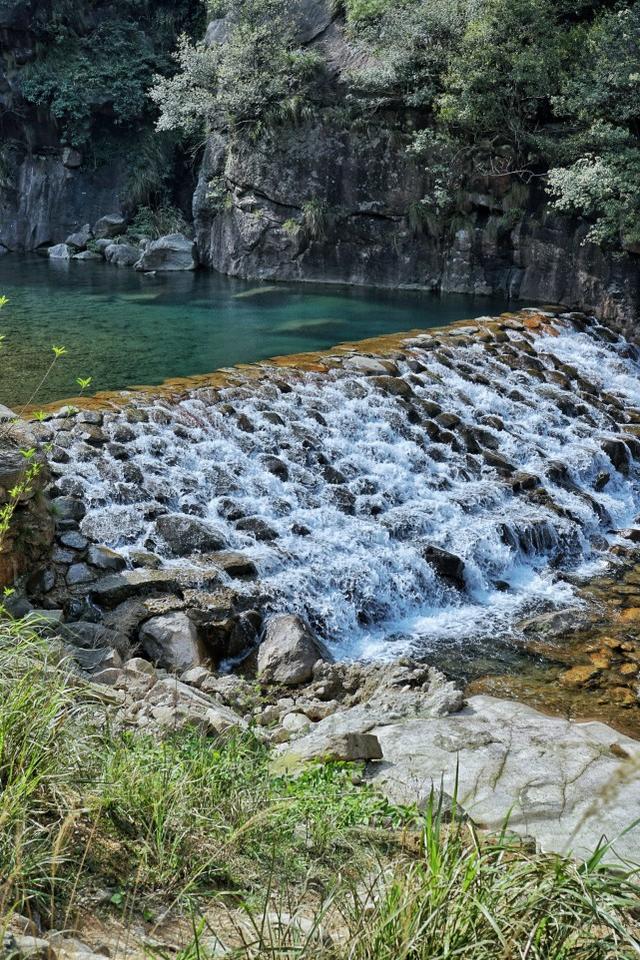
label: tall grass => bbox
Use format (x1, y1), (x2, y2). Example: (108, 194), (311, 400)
(0, 615), (638, 957)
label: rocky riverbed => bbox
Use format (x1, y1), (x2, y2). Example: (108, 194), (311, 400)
(3, 305), (640, 864)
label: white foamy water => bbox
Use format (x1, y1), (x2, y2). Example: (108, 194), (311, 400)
(51, 314), (640, 660)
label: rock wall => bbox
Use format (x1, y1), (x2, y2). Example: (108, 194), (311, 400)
(0, 2), (127, 252)
(194, 123), (640, 328)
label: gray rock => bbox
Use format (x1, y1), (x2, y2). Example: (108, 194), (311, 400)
(91, 570), (182, 607)
(344, 355), (399, 376)
(131, 676), (246, 735)
(104, 242), (140, 267)
(73, 250), (102, 261)
(140, 611), (202, 671)
(135, 233), (197, 272)
(47, 243), (72, 260)
(2, 933), (55, 960)
(66, 563), (96, 586)
(59, 531), (88, 550)
(93, 213), (126, 240)
(65, 224), (92, 249)
(51, 497), (86, 521)
(87, 544), (127, 571)
(130, 550), (162, 569)
(62, 147), (82, 169)
(368, 695), (640, 863)
(94, 238), (111, 254)
(277, 731), (382, 768)
(258, 614), (331, 685)
(155, 513), (226, 556)
(421, 545), (466, 589)
(210, 550), (258, 578)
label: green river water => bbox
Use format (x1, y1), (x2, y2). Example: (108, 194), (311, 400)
(0, 255), (512, 406)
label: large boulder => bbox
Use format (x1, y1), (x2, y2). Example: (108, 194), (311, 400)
(104, 242), (140, 267)
(370, 696), (640, 864)
(139, 611), (202, 671)
(135, 233), (197, 272)
(155, 513), (226, 556)
(258, 614), (331, 685)
(47, 243), (72, 259)
(93, 214), (127, 240)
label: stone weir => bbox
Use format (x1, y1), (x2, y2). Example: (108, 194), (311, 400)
(16, 307), (640, 737)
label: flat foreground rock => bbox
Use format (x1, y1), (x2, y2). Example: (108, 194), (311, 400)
(371, 696), (640, 862)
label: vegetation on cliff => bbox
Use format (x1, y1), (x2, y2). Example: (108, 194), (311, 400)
(15, 0), (205, 210)
(152, 0), (640, 253)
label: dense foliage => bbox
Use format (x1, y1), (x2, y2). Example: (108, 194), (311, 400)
(152, 0), (640, 251)
(19, 0), (204, 199)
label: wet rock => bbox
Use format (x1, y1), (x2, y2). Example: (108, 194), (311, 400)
(518, 608), (595, 638)
(344, 356), (399, 376)
(258, 614), (332, 685)
(47, 243), (72, 259)
(91, 570), (182, 607)
(559, 665), (601, 687)
(58, 530), (88, 550)
(511, 471), (541, 493)
(130, 550), (162, 569)
(370, 375), (414, 400)
(263, 455), (289, 481)
(51, 497), (86, 521)
(140, 612), (203, 671)
(155, 513), (226, 556)
(210, 551), (258, 579)
(235, 516), (278, 540)
(421, 545), (466, 589)
(602, 438), (631, 474)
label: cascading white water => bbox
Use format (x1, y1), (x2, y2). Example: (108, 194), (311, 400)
(51, 314), (640, 660)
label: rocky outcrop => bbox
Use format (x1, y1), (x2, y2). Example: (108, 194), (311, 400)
(135, 233), (197, 271)
(0, 430), (54, 589)
(193, 12), (640, 328)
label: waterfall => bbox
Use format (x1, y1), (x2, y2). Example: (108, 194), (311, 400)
(49, 311), (640, 660)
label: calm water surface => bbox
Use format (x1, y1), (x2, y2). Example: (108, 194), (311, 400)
(0, 256), (512, 406)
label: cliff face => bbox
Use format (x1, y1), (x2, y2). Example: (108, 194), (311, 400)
(0, 1), (125, 251)
(193, 9), (640, 328)
(194, 122), (640, 328)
